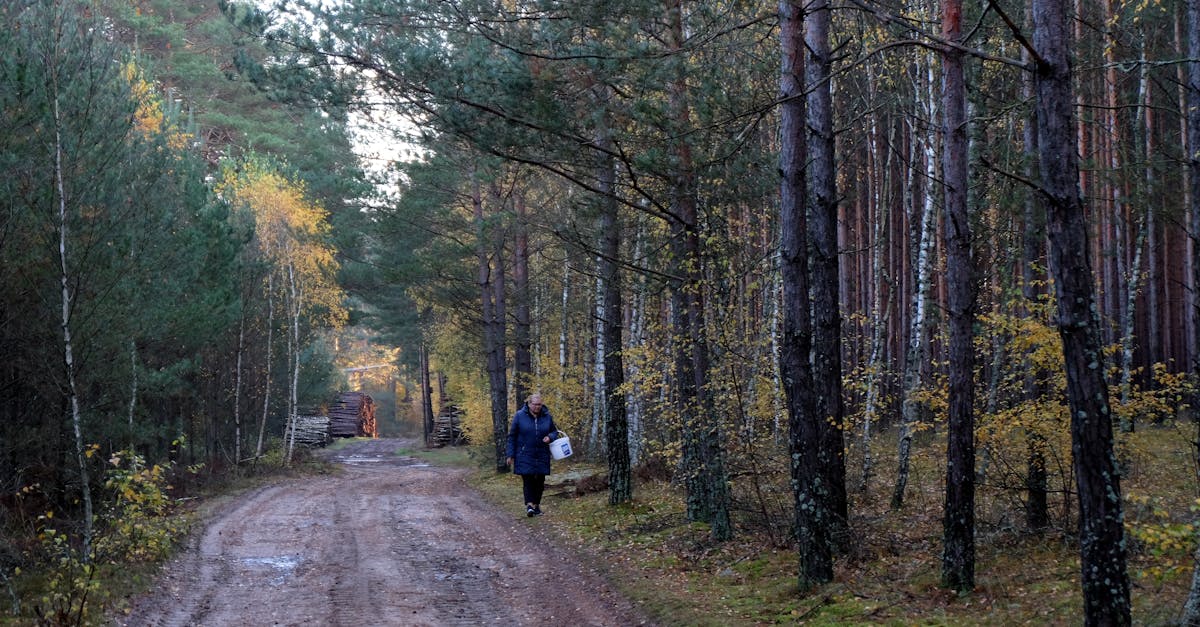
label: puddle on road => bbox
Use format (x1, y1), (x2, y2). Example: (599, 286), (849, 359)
(241, 555), (301, 586)
(341, 455), (386, 464)
(339, 454), (429, 467)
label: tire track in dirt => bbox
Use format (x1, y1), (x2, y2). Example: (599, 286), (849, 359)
(117, 439), (650, 626)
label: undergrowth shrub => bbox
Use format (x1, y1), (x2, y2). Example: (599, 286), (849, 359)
(1124, 493), (1199, 587)
(20, 448), (194, 626)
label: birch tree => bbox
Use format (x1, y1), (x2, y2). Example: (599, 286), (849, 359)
(218, 157), (345, 464)
(892, 53), (940, 511)
(48, 9), (95, 557)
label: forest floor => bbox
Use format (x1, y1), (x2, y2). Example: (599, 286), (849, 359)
(113, 437), (649, 626)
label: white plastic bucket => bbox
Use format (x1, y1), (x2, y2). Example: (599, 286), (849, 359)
(549, 432), (572, 460)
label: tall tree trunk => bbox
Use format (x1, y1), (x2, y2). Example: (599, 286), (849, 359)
(596, 102), (631, 504)
(1181, 11), (1197, 372)
(892, 74), (938, 510)
(591, 267), (605, 449)
(1115, 48), (1154, 432)
(559, 262), (570, 375)
(420, 343), (434, 446)
(769, 246), (784, 442)
(805, 0), (848, 546)
(860, 109), (893, 492)
(285, 261), (301, 465)
(1182, 1), (1200, 623)
(513, 192), (532, 408)
(53, 81), (93, 558)
(627, 216), (647, 464)
(128, 340), (139, 449)
(667, 0), (731, 541)
(256, 273), (275, 459)
(781, 0), (832, 587)
(1118, 211), (1148, 433)
(475, 173), (510, 472)
(1107, 0), (1128, 355)
(1142, 44), (1160, 374)
(1033, 2), (1131, 623)
(859, 222), (887, 492)
(233, 314), (243, 464)
(940, 0), (976, 591)
(1022, 23), (1049, 533)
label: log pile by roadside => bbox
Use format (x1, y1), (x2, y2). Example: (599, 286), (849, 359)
(432, 405), (465, 447)
(289, 414), (331, 448)
(330, 391), (377, 438)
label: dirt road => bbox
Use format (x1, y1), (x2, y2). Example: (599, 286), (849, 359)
(118, 438), (649, 626)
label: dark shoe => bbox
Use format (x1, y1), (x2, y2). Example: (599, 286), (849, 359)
(533, 506), (543, 516)
(526, 505), (536, 517)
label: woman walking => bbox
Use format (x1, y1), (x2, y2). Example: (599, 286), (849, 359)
(506, 393), (560, 517)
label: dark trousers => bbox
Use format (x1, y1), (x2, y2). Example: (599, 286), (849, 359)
(521, 474), (546, 506)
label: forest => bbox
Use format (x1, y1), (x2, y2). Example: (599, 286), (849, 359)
(4, 0), (1200, 624)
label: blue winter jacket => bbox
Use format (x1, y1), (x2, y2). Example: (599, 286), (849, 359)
(506, 403), (559, 476)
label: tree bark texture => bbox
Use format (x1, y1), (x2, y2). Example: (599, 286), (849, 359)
(475, 174), (510, 473)
(513, 192), (532, 409)
(596, 107), (632, 505)
(1033, 1), (1131, 623)
(53, 78), (94, 557)
(780, 0), (832, 587)
(1020, 15), (1050, 533)
(892, 59), (939, 511)
(420, 343), (435, 446)
(667, 0), (731, 541)
(1182, 0), (1200, 622)
(804, 0), (849, 547)
(939, 0), (976, 592)
(285, 261), (301, 465)
(256, 272), (275, 459)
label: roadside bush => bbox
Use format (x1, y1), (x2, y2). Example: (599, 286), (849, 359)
(19, 449), (191, 626)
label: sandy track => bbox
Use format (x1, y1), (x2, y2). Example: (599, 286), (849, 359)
(117, 438), (649, 626)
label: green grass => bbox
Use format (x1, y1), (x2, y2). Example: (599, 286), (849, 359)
(325, 436), (368, 451)
(395, 445), (474, 467)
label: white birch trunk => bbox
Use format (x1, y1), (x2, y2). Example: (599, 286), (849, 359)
(627, 217), (647, 464)
(128, 340), (138, 447)
(1115, 51), (1152, 429)
(1119, 213), (1147, 422)
(53, 85), (93, 556)
(559, 262), (570, 375)
(892, 58), (938, 509)
(591, 264), (605, 449)
(256, 272), (275, 458)
(285, 261), (301, 465)
(860, 113), (891, 492)
(769, 248), (783, 441)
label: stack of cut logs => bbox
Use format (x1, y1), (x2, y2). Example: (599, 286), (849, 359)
(330, 391), (378, 438)
(432, 405), (465, 447)
(289, 414), (331, 448)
